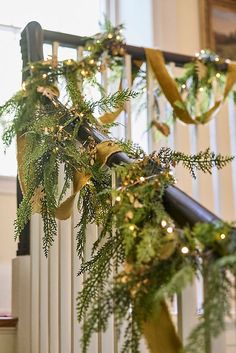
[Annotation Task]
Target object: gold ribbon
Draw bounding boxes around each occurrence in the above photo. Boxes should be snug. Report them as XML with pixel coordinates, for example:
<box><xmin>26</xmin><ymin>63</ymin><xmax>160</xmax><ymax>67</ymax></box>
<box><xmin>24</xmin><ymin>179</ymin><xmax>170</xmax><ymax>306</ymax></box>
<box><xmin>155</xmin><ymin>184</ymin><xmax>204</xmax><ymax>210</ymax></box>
<box><xmin>55</xmin><ymin>140</ymin><xmax>122</xmax><ymax>220</ymax></box>
<box><xmin>99</xmin><ymin>107</ymin><xmax>123</xmax><ymax>124</ymax></box>
<box><xmin>145</xmin><ymin>48</ymin><xmax>236</xmax><ymax>124</ymax></box>
<box><xmin>17</xmin><ymin>138</ymin><xmax>122</xmax><ymax>220</ymax></box>
<box><xmin>141</xmin><ymin>301</ymin><xmax>182</xmax><ymax>353</ymax></box>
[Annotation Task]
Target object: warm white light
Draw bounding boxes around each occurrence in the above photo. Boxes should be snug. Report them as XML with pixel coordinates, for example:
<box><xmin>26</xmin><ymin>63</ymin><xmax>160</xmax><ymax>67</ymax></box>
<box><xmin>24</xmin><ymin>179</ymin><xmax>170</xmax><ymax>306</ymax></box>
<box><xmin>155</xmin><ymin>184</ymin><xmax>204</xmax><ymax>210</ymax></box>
<box><xmin>107</xmin><ymin>33</ymin><xmax>113</xmax><ymax>39</ymax></box>
<box><xmin>167</xmin><ymin>226</ymin><xmax>173</xmax><ymax>234</ymax></box>
<box><xmin>139</xmin><ymin>176</ymin><xmax>145</xmax><ymax>182</ymax></box>
<box><xmin>116</xmin><ymin>196</ymin><xmax>121</xmax><ymax>202</ymax></box>
<box><xmin>199</xmin><ymin>87</ymin><xmax>204</xmax><ymax>92</ymax></box>
<box><xmin>220</xmin><ymin>233</ymin><xmax>226</xmax><ymax>240</ymax></box>
<box><xmin>215</xmin><ymin>57</ymin><xmax>219</xmax><ymax>62</ymax></box>
<box><xmin>42</xmin><ymin>73</ymin><xmax>47</xmax><ymax>78</ymax></box>
<box><xmin>200</xmin><ymin>49</ymin><xmax>205</xmax><ymax>54</ymax></box>
<box><xmin>216</xmin><ymin>73</ymin><xmax>221</xmax><ymax>78</ymax></box>
<box><xmin>129</xmin><ymin>225</ymin><xmax>135</xmax><ymax>231</ymax></box>
<box><xmin>195</xmin><ymin>52</ymin><xmax>200</xmax><ymax>57</ymax></box>
<box><xmin>161</xmin><ymin>220</ymin><xmax>167</xmax><ymax>228</ymax></box>
<box><xmin>181</xmin><ymin>246</ymin><xmax>189</xmax><ymax>254</ymax></box>
<box><xmin>181</xmin><ymin>84</ymin><xmax>186</xmax><ymax>89</ymax></box>
<box><xmin>89</xmin><ymin>59</ymin><xmax>95</xmax><ymax>64</ymax></box>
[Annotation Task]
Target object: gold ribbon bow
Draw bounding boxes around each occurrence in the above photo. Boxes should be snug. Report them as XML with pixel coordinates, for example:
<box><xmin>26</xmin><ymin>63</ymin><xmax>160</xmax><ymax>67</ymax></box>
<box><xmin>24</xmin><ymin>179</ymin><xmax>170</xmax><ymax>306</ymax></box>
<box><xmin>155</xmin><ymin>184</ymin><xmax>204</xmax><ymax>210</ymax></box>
<box><xmin>17</xmin><ymin>138</ymin><xmax>122</xmax><ymax>220</ymax></box>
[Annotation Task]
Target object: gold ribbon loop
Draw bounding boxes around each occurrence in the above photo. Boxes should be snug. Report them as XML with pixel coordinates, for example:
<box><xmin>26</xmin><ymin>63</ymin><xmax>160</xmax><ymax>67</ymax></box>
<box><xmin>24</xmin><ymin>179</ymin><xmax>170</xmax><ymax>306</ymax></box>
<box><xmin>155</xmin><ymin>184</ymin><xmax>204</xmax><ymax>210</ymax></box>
<box><xmin>145</xmin><ymin>48</ymin><xmax>236</xmax><ymax>125</ymax></box>
<box><xmin>17</xmin><ymin>137</ymin><xmax>122</xmax><ymax>220</ymax></box>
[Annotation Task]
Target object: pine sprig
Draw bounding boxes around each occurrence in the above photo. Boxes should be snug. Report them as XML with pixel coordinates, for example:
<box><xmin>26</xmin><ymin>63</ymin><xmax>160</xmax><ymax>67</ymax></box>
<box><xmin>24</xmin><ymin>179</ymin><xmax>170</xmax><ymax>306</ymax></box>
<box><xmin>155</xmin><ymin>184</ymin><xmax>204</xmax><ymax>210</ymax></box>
<box><xmin>94</xmin><ymin>89</ymin><xmax>138</xmax><ymax>113</ymax></box>
<box><xmin>157</xmin><ymin>147</ymin><xmax>233</xmax><ymax>178</ymax></box>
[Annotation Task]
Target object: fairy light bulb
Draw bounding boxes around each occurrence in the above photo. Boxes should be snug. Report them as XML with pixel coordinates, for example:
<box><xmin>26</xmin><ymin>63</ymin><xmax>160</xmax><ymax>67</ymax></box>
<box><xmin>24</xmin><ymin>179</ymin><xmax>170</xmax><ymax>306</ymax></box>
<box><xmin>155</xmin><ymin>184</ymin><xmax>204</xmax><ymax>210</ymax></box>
<box><xmin>42</xmin><ymin>73</ymin><xmax>47</xmax><ymax>78</ymax></box>
<box><xmin>89</xmin><ymin>59</ymin><xmax>95</xmax><ymax>65</ymax></box>
<box><xmin>195</xmin><ymin>52</ymin><xmax>200</xmax><ymax>58</ymax></box>
<box><xmin>129</xmin><ymin>225</ymin><xmax>135</xmax><ymax>231</ymax></box>
<box><xmin>81</xmin><ymin>69</ymin><xmax>86</xmax><ymax>76</ymax></box>
<box><xmin>199</xmin><ymin>87</ymin><xmax>204</xmax><ymax>92</ymax></box>
<box><xmin>181</xmin><ymin>84</ymin><xmax>186</xmax><ymax>89</ymax></box>
<box><xmin>200</xmin><ymin>49</ymin><xmax>205</xmax><ymax>54</ymax></box>
<box><xmin>215</xmin><ymin>57</ymin><xmax>219</xmax><ymax>62</ymax></box>
<box><xmin>216</xmin><ymin>73</ymin><xmax>221</xmax><ymax>78</ymax></box>
<box><xmin>116</xmin><ymin>196</ymin><xmax>121</xmax><ymax>202</ymax></box>
<box><xmin>167</xmin><ymin>226</ymin><xmax>173</xmax><ymax>234</ymax></box>
<box><xmin>116</xmin><ymin>35</ymin><xmax>121</xmax><ymax>41</ymax></box>
<box><xmin>161</xmin><ymin>220</ymin><xmax>167</xmax><ymax>228</ymax></box>
<box><xmin>30</xmin><ymin>65</ymin><xmax>34</xmax><ymax>70</ymax></box>
<box><xmin>220</xmin><ymin>233</ymin><xmax>226</xmax><ymax>240</ymax></box>
<box><xmin>181</xmin><ymin>246</ymin><xmax>189</xmax><ymax>254</ymax></box>
<box><xmin>139</xmin><ymin>176</ymin><xmax>145</xmax><ymax>182</ymax></box>
<box><xmin>107</xmin><ymin>33</ymin><xmax>113</xmax><ymax>39</ymax></box>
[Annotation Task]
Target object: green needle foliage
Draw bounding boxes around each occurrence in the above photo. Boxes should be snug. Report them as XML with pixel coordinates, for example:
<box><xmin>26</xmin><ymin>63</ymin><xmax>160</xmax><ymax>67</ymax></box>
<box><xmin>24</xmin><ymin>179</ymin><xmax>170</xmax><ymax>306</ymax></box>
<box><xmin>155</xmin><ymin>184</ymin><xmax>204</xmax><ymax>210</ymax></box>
<box><xmin>0</xmin><ymin>20</ymin><xmax>236</xmax><ymax>353</ymax></box>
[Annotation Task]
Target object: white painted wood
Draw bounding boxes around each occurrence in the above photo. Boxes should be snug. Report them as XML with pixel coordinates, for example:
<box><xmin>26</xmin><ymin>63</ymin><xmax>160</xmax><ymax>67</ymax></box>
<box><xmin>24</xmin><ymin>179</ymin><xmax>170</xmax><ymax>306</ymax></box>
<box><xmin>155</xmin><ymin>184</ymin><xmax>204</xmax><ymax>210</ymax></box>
<box><xmin>177</xmin><ymin>281</ymin><xmax>198</xmax><ymax>344</ymax></box>
<box><xmin>30</xmin><ymin>214</ymin><xmax>40</xmax><ymax>353</ymax></box>
<box><xmin>12</xmin><ymin>256</ymin><xmax>31</xmax><ymax>353</ymax></box>
<box><xmin>124</xmin><ymin>54</ymin><xmax>132</xmax><ymax>140</ymax></box>
<box><xmin>0</xmin><ymin>327</ymin><xmax>16</xmax><ymax>353</ymax></box>
<box><xmin>59</xmin><ymin>219</ymin><xmax>72</xmax><ymax>353</ymax></box>
<box><xmin>39</xmin><ymin>221</ymin><xmax>49</xmax><ymax>353</ymax></box>
<box><xmin>48</xmin><ymin>229</ymin><xmax>59</xmax><ymax>353</ymax></box>
<box><xmin>209</xmin><ymin>118</ymin><xmax>221</xmax><ymax>216</ymax></box>
<box><xmin>0</xmin><ymin>176</ymin><xmax>16</xmax><ymax>195</ymax></box>
<box><xmin>85</xmin><ymin>223</ymin><xmax>99</xmax><ymax>353</ymax></box>
<box><xmin>71</xmin><ymin>205</ymin><xmax>82</xmax><ymax>353</ymax></box>
<box><xmin>146</xmin><ymin>60</ymin><xmax>155</xmax><ymax>153</ymax></box>
<box><xmin>189</xmin><ymin>124</ymin><xmax>199</xmax><ymax>198</ymax></box>
<box><xmin>228</xmin><ymin>97</ymin><xmax>236</xmax><ymax>218</ymax></box>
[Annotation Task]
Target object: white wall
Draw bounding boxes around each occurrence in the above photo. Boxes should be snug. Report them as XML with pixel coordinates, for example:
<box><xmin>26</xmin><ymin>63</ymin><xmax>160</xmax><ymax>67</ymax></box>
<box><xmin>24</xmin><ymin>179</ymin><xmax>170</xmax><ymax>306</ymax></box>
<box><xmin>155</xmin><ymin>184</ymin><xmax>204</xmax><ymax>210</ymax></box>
<box><xmin>153</xmin><ymin>0</ymin><xmax>200</xmax><ymax>54</ymax></box>
<box><xmin>0</xmin><ymin>176</ymin><xmax>17</xmax><ymax>315</ymax></box>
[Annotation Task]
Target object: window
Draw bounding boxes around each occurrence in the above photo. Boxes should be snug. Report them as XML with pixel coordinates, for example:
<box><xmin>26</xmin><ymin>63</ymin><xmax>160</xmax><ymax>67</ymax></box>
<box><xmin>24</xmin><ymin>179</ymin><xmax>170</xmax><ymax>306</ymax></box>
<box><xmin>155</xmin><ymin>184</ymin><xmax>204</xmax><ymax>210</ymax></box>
<box><xmin>0</xmin><ymin>0</ymin><xmax>101</xmax><ymax>176</ymax></box>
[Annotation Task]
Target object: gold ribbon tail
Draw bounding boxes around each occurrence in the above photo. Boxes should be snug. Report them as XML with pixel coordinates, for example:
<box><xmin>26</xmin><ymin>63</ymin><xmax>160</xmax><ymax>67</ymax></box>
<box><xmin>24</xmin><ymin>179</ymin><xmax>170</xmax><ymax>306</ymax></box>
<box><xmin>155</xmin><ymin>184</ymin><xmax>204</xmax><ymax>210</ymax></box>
<box><xmin>141</xmin><ymin>301</ymin><xmax>182</xmax><ymax>353</ymax></box>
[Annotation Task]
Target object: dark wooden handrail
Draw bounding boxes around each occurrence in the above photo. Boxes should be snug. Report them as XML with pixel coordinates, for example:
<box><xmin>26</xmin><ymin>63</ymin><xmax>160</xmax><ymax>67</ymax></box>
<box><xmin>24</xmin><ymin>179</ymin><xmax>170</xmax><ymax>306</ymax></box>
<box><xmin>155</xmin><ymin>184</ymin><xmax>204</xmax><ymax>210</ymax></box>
<box><xmin>18</xmin><ymin>21</ymin><xmax>224</xmax><ymax>255</ymax></box>
<box><xmin>0</xmin><ymin>316</ymin><xmax>18</xmax><ymax>328</ymax></box>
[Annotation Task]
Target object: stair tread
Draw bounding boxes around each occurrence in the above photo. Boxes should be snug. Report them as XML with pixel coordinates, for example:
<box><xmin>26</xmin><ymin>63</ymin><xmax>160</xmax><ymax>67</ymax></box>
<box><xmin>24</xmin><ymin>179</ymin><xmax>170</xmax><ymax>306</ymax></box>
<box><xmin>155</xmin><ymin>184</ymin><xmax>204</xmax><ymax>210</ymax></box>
<box><xmin>0</xmin><ymin>317</ymin><xmax>18</xmax><ymax>328</ymax></box>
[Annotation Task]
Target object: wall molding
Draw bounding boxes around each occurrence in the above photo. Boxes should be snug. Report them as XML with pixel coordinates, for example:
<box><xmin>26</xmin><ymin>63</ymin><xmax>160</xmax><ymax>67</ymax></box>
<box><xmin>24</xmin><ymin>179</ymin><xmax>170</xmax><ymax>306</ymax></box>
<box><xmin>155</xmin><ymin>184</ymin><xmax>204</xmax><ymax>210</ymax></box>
<box><xmin>0</xmin><ymin>176</ymin><xmax>16</xmax><ymax>195</ymax></box>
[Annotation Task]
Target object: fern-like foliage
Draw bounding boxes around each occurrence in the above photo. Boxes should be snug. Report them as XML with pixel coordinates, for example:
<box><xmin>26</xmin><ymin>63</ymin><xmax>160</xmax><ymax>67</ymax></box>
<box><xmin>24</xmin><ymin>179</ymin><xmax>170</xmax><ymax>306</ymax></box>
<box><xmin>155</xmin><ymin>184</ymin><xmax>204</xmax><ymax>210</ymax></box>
<box><xmin>156</xmin><ymin>147</ymin><xmax>233</xmax><ymax>178</ymax></box>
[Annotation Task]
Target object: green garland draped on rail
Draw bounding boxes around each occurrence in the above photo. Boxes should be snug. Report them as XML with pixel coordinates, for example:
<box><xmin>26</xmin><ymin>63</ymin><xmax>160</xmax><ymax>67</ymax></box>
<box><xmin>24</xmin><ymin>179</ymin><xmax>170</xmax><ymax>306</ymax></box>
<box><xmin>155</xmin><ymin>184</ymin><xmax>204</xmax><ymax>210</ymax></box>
<box><xmin>1</xmin><ymin>20</ymin><xmax>236</xmax><ymax>353</ymax></box>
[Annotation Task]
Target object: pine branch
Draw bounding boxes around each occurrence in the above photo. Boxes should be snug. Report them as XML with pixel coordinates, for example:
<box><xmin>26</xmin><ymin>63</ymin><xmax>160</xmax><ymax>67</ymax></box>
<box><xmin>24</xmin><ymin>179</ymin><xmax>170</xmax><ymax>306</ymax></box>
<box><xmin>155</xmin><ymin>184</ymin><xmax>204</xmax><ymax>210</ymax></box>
<box><xmin>157</xmin><ymin>147</ymin><xmax>233</xmax><ymax>178</ymax></box>
<box><xmin>94</xmin><ymin>89</ymin><xmax>138</xmax><ymax>114</ymax></box>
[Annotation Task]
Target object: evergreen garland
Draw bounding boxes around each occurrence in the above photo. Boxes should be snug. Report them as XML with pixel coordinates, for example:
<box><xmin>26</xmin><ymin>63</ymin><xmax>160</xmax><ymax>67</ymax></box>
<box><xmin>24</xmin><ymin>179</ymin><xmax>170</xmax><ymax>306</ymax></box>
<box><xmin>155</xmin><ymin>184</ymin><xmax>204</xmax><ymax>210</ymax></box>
<box><xmin>0</xmin><ymin>21</ymin><xmax>236</xmax><ymax>353</ymax></box>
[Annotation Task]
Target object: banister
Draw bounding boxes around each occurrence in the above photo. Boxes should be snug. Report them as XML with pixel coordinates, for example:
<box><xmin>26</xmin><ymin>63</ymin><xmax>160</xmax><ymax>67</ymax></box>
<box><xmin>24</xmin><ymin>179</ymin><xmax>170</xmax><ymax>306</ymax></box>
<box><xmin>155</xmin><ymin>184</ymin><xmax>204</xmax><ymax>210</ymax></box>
<box><xmin>17</xmin><ymin>21</ymin><xmax>224</xmax><ymax>255</ymax></box>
